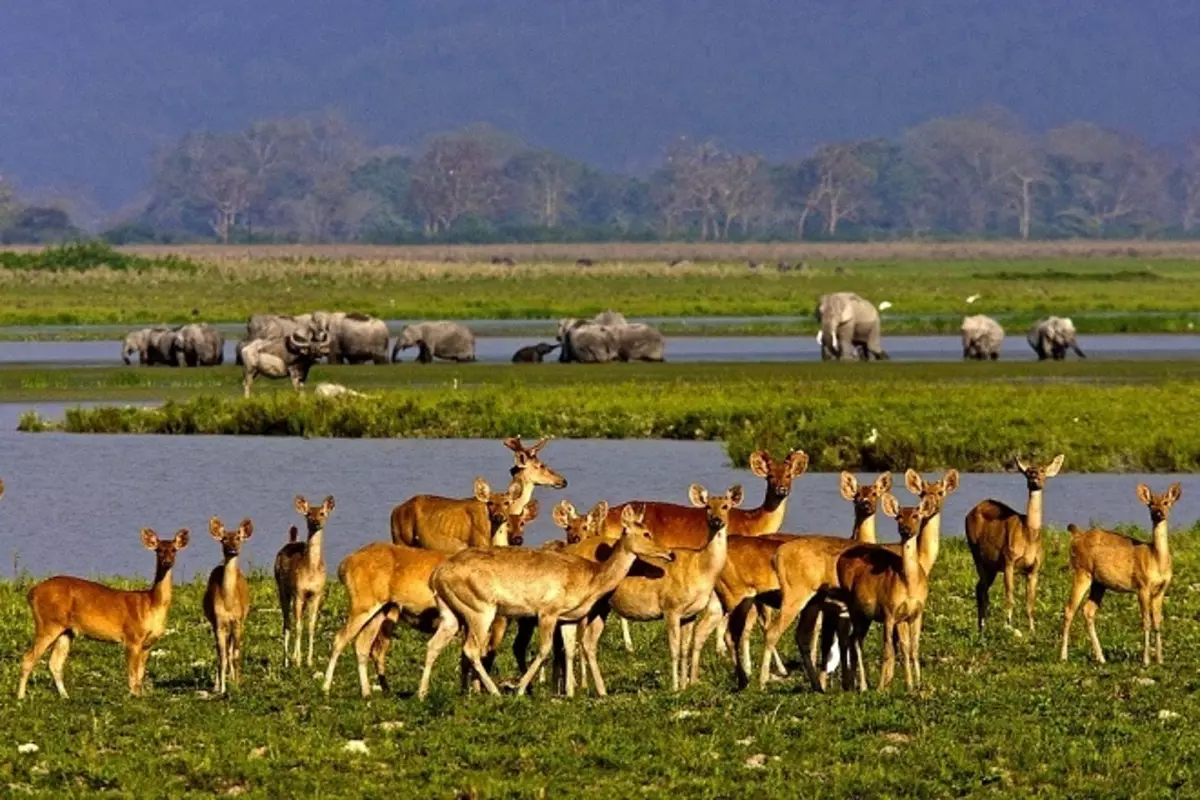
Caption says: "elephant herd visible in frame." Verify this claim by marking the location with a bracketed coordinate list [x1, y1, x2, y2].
[815, 292, 1086, 362]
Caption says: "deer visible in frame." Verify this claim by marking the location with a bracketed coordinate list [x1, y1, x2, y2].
[545, 500, 610, 551]
[323, 479, 536, 697]
[1061, 482, 1181, 665]
[417, 504, 675, 699]
[275, 495, 335, 668]
[601, 449, 808, 655]
[17, 527, 190, 699]
[203, 517, 253, 693]
[965, 454, 1063, 636]
[833, 493, 939, 692]
[390, 436, 566, 552]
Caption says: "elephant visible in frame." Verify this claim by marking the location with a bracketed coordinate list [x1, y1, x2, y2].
[815, 292, 888, 361]
[592, 310, 628, 327]
[961, 315, 1005, 361]
[512, 342, 560, 363]
[556, 319, 620, 363]
[311, 311, 390, 364]
[1028, 316, 1085, 361]
[613, 322, 665, 362]
[171, 323, 225, 366]
[391, 321, 476, 364]
[240, 329, 331, 397]
[245, 313, 317, 342]
[122, 327, 181, 366]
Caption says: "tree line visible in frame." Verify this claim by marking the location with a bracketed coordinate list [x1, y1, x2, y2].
[10, 106, 1200, 244]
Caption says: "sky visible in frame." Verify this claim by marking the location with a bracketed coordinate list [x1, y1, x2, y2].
[0, 1, 1196, 210]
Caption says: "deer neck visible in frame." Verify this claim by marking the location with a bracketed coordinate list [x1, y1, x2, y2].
[900, 533, 921, 593]
[491, 520, 510, 548]
[1025, 488, 1044, 535]
[1152, 518, 1171, 571]
[589, 545, 639, 601]
[151, 562, 175, 609]
[852, 510, 877, 543]
[744, 485, 788, 533]
[221, 555, 241, 597]
[700, 526, 729, 575]
[305, 529, 324, 571]
[509, 474, 535, 514]
[917, 511, 941, 574]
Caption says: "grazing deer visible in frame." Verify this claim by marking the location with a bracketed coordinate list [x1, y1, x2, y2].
[418, 504, 675, 699]
[834, 494, 939, 692]
[17, 528, 190, 699]
[572, 484, 736, 694]
[203, 517, 253, 693]
[391, 436, 566, 552]
[965, 455, 1063, 635]
[323, 480, 535, 697]
[275, 495, 335, 668]
[1061, 482, 1181, 665]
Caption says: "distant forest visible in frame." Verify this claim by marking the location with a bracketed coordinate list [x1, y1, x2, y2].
[3, 106, 1199, 245]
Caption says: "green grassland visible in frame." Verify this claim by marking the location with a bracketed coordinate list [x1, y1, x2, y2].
[11, 360, 1200, 472]
[3, 532, 1200, 797]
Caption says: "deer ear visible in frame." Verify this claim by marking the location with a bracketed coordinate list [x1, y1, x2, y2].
[239, 519, 254, 539]
[1167, 482, 1182, 504]
[839, 472, 858, 501]
[1014, 457, 1030, 474]
[904, 469, 924, 496]
[513, 451, 531, 468]
[1045, 454, 1064, 478]
[173, 529, 190, 549]
[881, 494, 900, 519]
[141, 528, 159, 550]
[1136, 483, 1152, 505]
[589, 501, 609, 529]
[943, 469, 960, 494]
[294, 496, 309, 515]
[552, 500, 574, 529]
[473, 477, 491, 503]
[788, 450, 809, 477]
[502, 437, 522, 453]
[620, 504, 637, 526]
[728, 485, 745, 507]
[322, 496, 336, 514]
[523, 499, 540, 522]
[876, 472, 893, 493]
[748, 451, 770, 478]
[688, 484, 708, 508]
[209, 517, 225, 540]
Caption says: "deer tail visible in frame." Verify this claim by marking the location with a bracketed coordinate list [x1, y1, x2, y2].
[287, 524, 300, 543]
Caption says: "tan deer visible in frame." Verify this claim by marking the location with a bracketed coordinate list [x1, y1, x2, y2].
[418, 504, 675, 699]
[323, 480, 536, 697]
[275, 495, 335, 668]
[833, 494, 939, 692]
[390, 436, 566, 552]
[965, 455, 1063, 635]
[203, 517, 253, 693]
[17, 528, 190, 699]
[1061, 482, 1181, 665]
[546, 500, 610, 550]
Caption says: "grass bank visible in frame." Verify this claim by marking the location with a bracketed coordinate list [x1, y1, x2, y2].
[14, 361, 1200, 472]
[1, 243, 1199, 332]
[4, 534, 1200, 796]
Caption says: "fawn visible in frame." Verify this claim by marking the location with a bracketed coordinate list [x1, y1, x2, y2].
[275, 495, 335, 668]
[203, 517, 253, 692]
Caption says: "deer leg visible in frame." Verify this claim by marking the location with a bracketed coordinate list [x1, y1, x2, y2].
[214, 622, 229, 693]
[911, 611, 924, 690]
[879, 615, 896, 692]
[1002, 563, 1016, 628]
[47, 633, 73, 699]
[306, 589, 324, 668]
[760, 607, 787, 677]
[370, 609, 400, 694]
[582, 615, 609, 697]
[462, 608, 503, 696]
[690, 594, 723, 686]
[727, 598, 754, 689]
[481, 617, 508, 688]
[18, 626, 66, 700]
[764, 586, 817, 689]
[289, 593, 305, 667]
[418, 599, 460, 700]
[1060, 571, 1092, 661]
[324, 605, 380, 694]
[621, 618, 635, 653]
[1152, 593, 1166, 665]
[1138, 588, 1153, 667]
[353, 613, 388, 698]
[232, 620, 245, 684]
[515, 616, 559, 696]
[974, 566, 997, 637]
[559, 623, 578, 698]
[896, 621, 913, 692]
[795, 598, 825, 692]
[666, 613, 684, 691]
[819, 603, 843, 687]
[126, 644, 145, 696]
[1025, 566, 1039, 634]
[1082, 586, 1107, 664]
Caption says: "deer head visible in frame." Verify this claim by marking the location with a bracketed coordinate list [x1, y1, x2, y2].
[688, 483, 745, 535]
[140, 527, 190, 570]
[294, 495, 335, 536]
[503, 436, 568, 488]
[1137, 482, 1182, 526]
[904, 468, 960, 513]
[748, 449, 809, 500]
[552, 500, 610, 544]
[881, 494, 939, 542]
[840, 472, 893, 518]
[1014, 455, 1064, 492]
[618, 504, 674, 563]
[208, 517, 254, 559]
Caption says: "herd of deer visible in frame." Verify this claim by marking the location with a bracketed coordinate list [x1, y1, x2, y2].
[7, 439, 1183, 701]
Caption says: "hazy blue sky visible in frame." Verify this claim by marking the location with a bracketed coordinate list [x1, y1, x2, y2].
[1, 1, 1196, 208]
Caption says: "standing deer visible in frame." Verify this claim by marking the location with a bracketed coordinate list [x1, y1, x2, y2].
[275, 495, 335, 668]
[1061, 482, 1181, 665]
[834, 494, 939, 692]
[965, 455, 1064, 635]
[417, 504, 675, 699]
[17, 528, 190, 699]
[203, 517, 253, 693]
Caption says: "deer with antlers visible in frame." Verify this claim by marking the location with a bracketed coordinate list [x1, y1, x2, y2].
[17, 527, 190, 699]
[203, 517, 253, 693]
[1061, 482, 1181, 665]
[965, 455, 1063, 636]
[275, 495, 335, 668]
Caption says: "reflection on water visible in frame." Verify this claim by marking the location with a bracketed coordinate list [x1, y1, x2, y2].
[1, 430, 1194, 581]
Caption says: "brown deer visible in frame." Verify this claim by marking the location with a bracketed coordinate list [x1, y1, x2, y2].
[834, 494, 939, 692]
[17, 528, 190, 699]
[1060, 482, 1181, 665]
[323, 480, 536, 697]
[965, 455, 1063, 635]
[417, 504, 675, 699]
[203, 517, 253, 693]
[546, 500, 610, 550]
[275, 495, 335, 668]
[391, 436, 566, 552]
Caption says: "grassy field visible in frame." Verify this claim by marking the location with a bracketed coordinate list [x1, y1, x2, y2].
[1, 242, 1200, 332]
[3, 531, 1200, 797]
[12, 360, 1200, 472]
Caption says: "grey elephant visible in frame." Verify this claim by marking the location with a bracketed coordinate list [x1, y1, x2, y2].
[592, 310, 628, 327]
[815, 292, 888, 361]
[512, 342, 559, 363]
[311, 311, 390, 364]
[961, 315, 1005, 361]
[613, 322, 665, 361]
[556, 319, 620, 363]
[391, 321, 476, 364]
[1028, 316, 1085, 361]
[171, 323, 225, 367]
[245, 313, 317, 342]
[240, 329, 331, 397]
[122, 327, 181, 366]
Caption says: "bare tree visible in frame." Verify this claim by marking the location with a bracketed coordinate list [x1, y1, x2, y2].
[409, 139, 503, 235]
[805, 144, 877, 236]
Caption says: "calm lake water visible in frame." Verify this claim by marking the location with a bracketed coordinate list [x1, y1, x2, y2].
[0, 333, 1194, 366]
[1, 425, 1193, 581]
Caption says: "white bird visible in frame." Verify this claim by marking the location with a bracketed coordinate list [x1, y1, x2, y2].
[826, 643, 841, 674]
[966, 294, 981, 304]
[877, 301, 892, 311]
[865, 427, 879, 445]
[815, 331, 823, 346]
[314, 382, 372, 399]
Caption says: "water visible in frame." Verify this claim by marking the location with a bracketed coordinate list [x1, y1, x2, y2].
[0, 333, 1193, 366]
[1, 427, 1194, 581]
